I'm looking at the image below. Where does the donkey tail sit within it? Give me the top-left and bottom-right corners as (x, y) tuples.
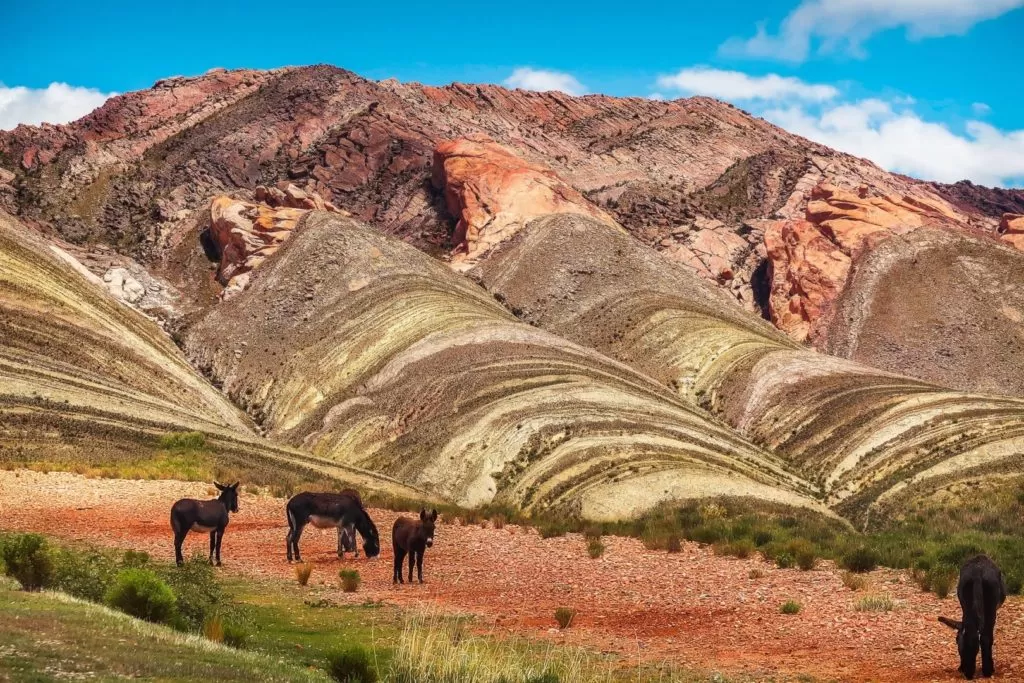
(974, 577), (986, 628)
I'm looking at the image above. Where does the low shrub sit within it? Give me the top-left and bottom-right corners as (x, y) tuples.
(928, 565), (957, 599)
(295, 562), (313, 586)
(842, 571), (868, 591)
(159, 556), (222, 630)
(0, 533), (53, 591)
(159, 431), (206, 451)
(841, 546), (880, 574)
(787, 539), (818, 571)
(339, 568), (361, 592)
(222, 620), (251, 648)
(121, 550), (150, 568)
(51, 547), (117, 601)
(492, 515), (507, 530)
(327, 645), (377, 682)
(665, 533), (682, 553)
(748, 568), (765, 580)
(554, 607), (576, 629)
(105, 568), (177, 624)
(586, 538), (605, 559)
(780, 600), (802, 615)
(729, 539), (755, 559)
(855, 594), (895, 613)
(774, 552), (795, 569)
(538, 521), (569, 539)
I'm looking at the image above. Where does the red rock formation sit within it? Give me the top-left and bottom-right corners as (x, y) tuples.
(763, 183), (967, 341)
(999, 213), (1024, 250)
(208, 182), (346, 297)
(432, 137), (619, 269)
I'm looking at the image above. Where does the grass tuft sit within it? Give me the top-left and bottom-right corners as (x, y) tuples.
(554, 607), (576, 629)
(295, 563), (313, 587)
(339, 569), (361, 593)
(780, 600), (802, 615)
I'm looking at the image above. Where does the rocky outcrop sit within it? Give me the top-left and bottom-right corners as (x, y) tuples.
(432, 137), (619, 269)
(208, 183), (346, 297)
(763, 183), (967, 342)
(999, 213), (1024, 250)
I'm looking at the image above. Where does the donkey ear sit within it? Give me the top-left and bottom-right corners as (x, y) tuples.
(430, 509), (438, 521)
(419, 508), (427, 521)
(214, 481), (226, 491)
(938, 616), (962, 630)
(231, 482), (240, 489)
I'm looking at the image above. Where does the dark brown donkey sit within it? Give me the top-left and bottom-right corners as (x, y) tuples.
(392, 508), (437, 584)
(170, 482), (239, 566)
(285, 490), (380, 563)
(939, 555), (1008, 679)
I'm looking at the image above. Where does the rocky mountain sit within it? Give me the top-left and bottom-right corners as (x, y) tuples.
(2, 64), (1022, 524)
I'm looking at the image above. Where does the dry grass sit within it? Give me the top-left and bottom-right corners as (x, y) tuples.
(854, 594), (895, 613)
(294, 563), (313, 587)
(841, 571), (868, 591)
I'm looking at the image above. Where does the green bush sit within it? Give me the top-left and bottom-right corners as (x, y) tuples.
(159, 431), (207, 451)
(780, 600), (802, 615)
(105, 568), (177, 624)
(927, 565), (958, 599)
(327, 645), (377, 682)
(121, 550), (150, 568)
(158, 556), (222, 630)
(841, 546), (879, 574)
(554, 607), (576, 629)
(774, 552), (795, 569)
(0, 533), (53, 591)
(51, 547), (117, 601)
(586, 538), (605, 559)
(339, 568), (361, 592)
(787, 539), (818, 571)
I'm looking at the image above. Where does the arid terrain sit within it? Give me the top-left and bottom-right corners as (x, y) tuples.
(2, 470), (1022, 683)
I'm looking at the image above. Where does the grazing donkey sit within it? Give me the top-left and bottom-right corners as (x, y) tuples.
(392, 508), (437, 584)
(170, 481), (239, 567)
(939, 555), (1008, 679)
(285, 490), (380, 562)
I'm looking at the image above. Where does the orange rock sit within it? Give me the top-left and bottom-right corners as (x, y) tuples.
(764, 219), (851, 341)
(999, 213), (1024, 250)
(208, 183), (347, 298)
(432, 137), (619, 269)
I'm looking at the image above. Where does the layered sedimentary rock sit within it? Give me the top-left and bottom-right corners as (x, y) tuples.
(208, 183), (345, 297)
(999, 213), (1024, 250)
(469, 213), (1024, 525)
(0, 209), (425, 498)
(184, 211), (828, 520)
(432, 137), (619, 269)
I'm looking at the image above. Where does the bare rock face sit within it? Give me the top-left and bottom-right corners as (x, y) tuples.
(763, 183), (968, 342)
(432, 137), (619, 269)
(208, 183), (346, 297)
(999, 213), (1024, 250)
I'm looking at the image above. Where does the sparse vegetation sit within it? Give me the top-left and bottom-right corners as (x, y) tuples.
(748, 568), (765, 580)
(855, 594), (895, 613)
(554, 607), (576, 629)
(841, 546), (879, 574)
(105, 568), (177, 624)
(780, 600), (802, 615)
(158, 431), (207, 451)
(327, 645), (377, 682)
(0, 533), (53, 591)
(296, 562), (314, 586)
(339, 568), (362, 592)
(586, 538), (605, 559)
(842, 571), (868, 591)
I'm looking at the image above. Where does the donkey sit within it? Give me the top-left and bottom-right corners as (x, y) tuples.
(939, 555), (1008, 679)
(392, 508), (437, 584)
(170, 481), (239, 567)
(285, 490), (380, 562)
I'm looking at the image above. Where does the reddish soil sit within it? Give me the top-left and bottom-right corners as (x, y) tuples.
(2, 470), (1022, 682)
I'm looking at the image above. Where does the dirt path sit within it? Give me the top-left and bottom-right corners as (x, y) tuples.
(2, 470), (1021, 682)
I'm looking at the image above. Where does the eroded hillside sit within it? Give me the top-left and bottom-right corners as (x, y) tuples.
(183, 211), (829, 520)
(0, 209), (425, 499)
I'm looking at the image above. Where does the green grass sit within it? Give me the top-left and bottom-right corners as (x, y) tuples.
(0, 588), (330, 682)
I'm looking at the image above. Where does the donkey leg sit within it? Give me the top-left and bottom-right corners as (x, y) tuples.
(408, 550), (415, 583)
(981, 623), (996, 677)
(209, 531), (216, 564)
(173, 530), (187, 566)
(291, 522), (306, 563)
(337, 527), (344, 559)
(417, 552), (424, 583)
(214, 528), (224, 566)
(393, 548), (406, 584)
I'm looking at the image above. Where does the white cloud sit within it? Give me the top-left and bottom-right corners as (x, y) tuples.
(722, 0), (1024, 62)
(656, 67), (838, 102)
(503, 68), (586, 96)
(0, 83), (115, 131)
(972, 102), (992, 115)
(647, 92), (666, 101)
(763, 98), (1024, 185)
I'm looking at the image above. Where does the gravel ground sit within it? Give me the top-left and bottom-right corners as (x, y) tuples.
(2, 470), (1021, 682)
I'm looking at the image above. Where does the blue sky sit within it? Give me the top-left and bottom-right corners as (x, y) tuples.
(1, 0), (1022, 185)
